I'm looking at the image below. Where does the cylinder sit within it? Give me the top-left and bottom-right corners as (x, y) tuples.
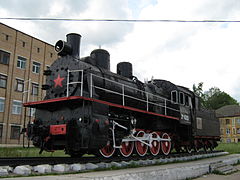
(90, 49), (110, 71)
(117, 62), (133, 79)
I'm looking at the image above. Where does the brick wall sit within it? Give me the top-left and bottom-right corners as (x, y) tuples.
(0, 23), (57, 145)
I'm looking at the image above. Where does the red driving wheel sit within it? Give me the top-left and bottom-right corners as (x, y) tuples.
(161, 133), (171, 155)
(150, 132), (160, 156)
(135, 131), (148, 156)
(119, 140), (134, 157)
(99, 140), (115, 158)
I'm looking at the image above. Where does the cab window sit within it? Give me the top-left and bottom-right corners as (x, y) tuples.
(185, 95), (189, 106)
(179, 92), (185, 105)
(171, 90), (178, 104)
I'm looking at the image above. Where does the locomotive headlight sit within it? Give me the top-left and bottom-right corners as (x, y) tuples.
(55, 40), (72, 56)
(79, 118), (82, 122)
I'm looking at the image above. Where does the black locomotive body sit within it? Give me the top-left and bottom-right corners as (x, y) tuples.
(24, 33), (220, 157)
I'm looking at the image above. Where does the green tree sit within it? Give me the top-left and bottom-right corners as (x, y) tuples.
(192, 83), (238, 110)
(192, 82), (204, 97)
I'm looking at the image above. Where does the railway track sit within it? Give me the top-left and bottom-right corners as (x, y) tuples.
(0, 150), (223, 167)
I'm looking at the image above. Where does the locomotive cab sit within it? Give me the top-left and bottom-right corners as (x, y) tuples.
(175, 86), (194, 126)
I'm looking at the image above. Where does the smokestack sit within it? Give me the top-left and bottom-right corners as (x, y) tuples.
(55, 33), (81, 59)
(66, 33), (81, 59)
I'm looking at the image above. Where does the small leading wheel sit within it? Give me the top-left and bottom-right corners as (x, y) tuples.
(119, 140), (134, 157)
(209, 145), (214, 152)
(99, 140), (115, 158)
(185, 145), (192, 154)
(135, 131), (148, 156)
(208, 141), (214, 152)
(149, 132), (160, 156)
(161, 133), (171, 155)
(194, 140), (201, 152)
(194, 145), (200, 152)
(203, 144), (208, 152)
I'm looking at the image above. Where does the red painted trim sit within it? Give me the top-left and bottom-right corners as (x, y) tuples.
(50, 124), (66, 135)
(24, 96), (179, 121)
(23, 96), (81, 107)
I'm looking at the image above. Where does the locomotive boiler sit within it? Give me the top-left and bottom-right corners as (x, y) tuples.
(24, 33), (220, 158)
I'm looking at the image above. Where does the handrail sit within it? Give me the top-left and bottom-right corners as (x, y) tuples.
(90, 73), (179, 115)
(66, 69), (83, 97)
(65, 70), (180, 115)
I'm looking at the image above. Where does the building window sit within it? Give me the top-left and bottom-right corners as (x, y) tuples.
(233, 128), (236, 135)
(17, 56), (26, 69)
(32, 83), (39, 96)
(226, 119), (230, 125)
(37, 48), (40, 53)
(5, 34), (9, 41)
(0, 50), (10, 65)
(50, 53), (53, 58)
(28, 108), (36, 117)
(10, 125), (21, 139)
(16, 79), (24, 92)
(22, 41), (26, 47)
(236, 118), (240, 125)
(226, 128), (231, 135)
(0, 98), (5, 112)
(0, 124), (3, 138)
(32, 61), (40, 74)
(0, 74), (7, 88)
(220, 128), (224, 135)
(237, 128), (240, 134)
(12, 100), (22, 115)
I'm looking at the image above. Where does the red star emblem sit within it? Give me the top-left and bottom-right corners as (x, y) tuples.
(54, 74), (64, 88)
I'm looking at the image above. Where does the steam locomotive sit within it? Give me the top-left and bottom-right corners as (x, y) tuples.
(24, 33), (220, 158)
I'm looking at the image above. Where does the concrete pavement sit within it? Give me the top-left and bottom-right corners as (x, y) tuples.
(195, 165), (240, 180)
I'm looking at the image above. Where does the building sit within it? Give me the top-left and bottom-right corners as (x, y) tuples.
(216, 105), (240, 143)
(0, 23), (57, 145)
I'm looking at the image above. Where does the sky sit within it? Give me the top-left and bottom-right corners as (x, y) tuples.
(1, 0), (240, 101)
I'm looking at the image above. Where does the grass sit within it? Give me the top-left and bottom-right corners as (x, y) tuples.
(0, 147), (68, 157)
(215, 143), (240, 154)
